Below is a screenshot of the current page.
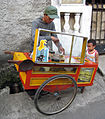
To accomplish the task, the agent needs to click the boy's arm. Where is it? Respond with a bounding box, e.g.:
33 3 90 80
95 52 99 64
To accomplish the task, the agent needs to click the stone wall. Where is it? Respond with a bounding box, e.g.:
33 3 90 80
0 0 51 68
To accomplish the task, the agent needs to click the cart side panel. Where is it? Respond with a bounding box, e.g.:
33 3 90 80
29 66 78 87
19 72 27 84
19 72 27 89
13 52 28 61
13 52 28 71
77 61 98 87
24 70 33 89
30 75 76 87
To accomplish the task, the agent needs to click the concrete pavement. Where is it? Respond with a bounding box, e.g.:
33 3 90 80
56 98 105 119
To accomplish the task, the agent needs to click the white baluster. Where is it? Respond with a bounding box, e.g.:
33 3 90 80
73 13 82 57
74 13 80 33
63 13 71 33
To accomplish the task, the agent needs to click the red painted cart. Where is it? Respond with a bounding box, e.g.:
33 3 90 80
5 29 98 115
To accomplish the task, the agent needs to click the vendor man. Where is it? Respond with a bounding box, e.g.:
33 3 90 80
31 5 65 54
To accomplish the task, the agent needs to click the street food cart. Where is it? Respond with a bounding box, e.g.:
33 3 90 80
5 28 98 115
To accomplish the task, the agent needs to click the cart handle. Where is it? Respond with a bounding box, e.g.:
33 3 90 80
8 60 21 64
4 51 14 55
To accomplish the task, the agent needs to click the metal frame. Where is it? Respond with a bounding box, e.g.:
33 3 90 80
32 28 87 65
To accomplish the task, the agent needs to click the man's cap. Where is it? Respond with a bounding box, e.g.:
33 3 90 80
44 6 59 19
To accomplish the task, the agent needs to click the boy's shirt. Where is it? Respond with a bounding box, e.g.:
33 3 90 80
86 49 98 62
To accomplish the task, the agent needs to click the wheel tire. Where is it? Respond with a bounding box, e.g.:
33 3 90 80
34 74 77 115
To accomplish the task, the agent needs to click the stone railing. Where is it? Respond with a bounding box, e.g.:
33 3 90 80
62 12 81 33
51 0 92 37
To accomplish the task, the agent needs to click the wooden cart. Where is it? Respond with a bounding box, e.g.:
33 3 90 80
5 29 98 115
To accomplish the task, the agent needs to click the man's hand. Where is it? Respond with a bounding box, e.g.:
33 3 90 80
51 36 65 55
59 46 65 55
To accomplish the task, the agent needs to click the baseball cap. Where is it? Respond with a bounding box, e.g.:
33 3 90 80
44 6 59 19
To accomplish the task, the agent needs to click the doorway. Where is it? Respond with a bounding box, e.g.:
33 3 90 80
86 0 105 54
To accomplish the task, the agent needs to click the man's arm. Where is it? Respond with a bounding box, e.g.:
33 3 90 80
51 23 65 54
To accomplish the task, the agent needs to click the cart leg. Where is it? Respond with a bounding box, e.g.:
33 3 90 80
80 87 85 93
26 89 37 99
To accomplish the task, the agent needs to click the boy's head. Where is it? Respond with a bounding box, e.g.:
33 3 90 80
87 39 96 51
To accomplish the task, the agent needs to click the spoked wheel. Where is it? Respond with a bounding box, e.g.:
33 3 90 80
34 74 77 115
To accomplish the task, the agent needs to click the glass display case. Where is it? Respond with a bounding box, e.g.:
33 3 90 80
32 28 87 65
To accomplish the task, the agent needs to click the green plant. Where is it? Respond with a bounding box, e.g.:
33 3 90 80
0 65 23 93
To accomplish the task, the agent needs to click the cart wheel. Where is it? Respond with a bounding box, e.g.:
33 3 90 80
34 74 77 115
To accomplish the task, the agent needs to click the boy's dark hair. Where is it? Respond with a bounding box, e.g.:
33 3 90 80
88 39 96 46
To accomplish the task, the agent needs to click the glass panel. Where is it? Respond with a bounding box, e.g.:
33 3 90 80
32 66 77 74
71 36 83 63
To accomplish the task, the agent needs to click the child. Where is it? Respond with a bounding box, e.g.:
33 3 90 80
86 39 98 64
80 40 99 93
